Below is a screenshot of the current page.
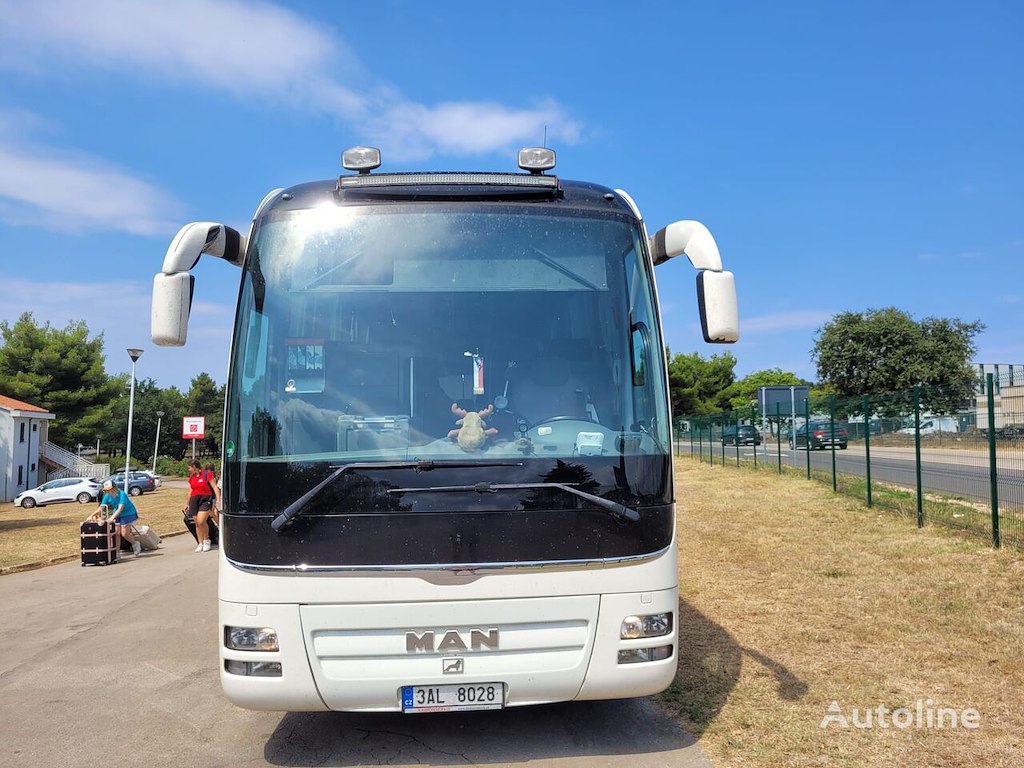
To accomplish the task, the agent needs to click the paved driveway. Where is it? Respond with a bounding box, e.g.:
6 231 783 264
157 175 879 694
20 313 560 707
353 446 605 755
0 533 711 768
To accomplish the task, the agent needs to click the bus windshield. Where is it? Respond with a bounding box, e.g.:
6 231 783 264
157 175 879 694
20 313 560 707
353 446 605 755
224 204 671 530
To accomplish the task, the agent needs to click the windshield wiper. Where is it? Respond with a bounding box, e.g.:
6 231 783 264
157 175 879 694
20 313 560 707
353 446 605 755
387 482 640 523
271 459 524 532
530 247 601 290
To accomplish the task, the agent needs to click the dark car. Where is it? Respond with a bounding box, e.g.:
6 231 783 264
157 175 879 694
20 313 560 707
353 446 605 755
722 425 762 446
790 421 848 450
103 471 158 496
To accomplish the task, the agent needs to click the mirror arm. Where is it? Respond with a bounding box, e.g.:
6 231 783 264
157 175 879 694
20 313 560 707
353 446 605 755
160 222 245 275
649 220 723 271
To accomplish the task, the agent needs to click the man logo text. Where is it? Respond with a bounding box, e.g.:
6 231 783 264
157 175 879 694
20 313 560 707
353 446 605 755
406 629 499 653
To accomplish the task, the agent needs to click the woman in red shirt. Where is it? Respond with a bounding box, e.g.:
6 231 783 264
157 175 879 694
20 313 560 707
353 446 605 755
187 459 222 552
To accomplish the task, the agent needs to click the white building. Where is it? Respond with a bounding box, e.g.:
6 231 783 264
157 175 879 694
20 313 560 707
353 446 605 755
974 363 1024 432
0 395 55 503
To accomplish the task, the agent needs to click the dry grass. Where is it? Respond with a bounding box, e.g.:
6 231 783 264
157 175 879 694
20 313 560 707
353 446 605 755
660 457 1024 767
0 485 192 572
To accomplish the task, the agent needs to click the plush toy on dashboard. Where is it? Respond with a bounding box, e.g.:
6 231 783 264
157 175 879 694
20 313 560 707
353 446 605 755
448 403 498 452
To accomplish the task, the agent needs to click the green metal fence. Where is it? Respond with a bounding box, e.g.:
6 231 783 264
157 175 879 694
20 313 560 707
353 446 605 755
676 373 1024 550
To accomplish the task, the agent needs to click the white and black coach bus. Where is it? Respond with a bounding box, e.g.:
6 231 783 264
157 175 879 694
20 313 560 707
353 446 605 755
152 146 738 713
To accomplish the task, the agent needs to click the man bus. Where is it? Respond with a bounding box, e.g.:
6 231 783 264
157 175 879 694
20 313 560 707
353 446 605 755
152 146 738 712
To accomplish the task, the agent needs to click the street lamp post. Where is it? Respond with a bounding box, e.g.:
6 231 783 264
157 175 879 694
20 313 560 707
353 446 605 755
125 348 144 493
152 410 164 474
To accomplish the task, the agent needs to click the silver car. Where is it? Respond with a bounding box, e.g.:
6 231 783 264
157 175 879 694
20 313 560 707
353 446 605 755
14 477 102 508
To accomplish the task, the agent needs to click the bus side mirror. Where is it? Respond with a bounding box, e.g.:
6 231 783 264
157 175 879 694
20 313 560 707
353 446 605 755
151 222 244 347
152 272 195 346
697 270 739 343
650 219 739 343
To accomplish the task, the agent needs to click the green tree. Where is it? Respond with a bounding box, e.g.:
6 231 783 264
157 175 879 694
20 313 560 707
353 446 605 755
812 307 983 415
99 378 189 465
667 349 737 416
154 386 188 461
0 312 120 446
185 373 225 457
727 368 808 411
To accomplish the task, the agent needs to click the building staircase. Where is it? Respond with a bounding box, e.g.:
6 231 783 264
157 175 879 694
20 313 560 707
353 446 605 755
42 442 110 481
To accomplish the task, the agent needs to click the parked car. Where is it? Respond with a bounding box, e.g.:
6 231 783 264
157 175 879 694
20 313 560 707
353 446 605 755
722 425 762 446
14 477 102 508
790 421 848 450
898 416 959 436
135 470 162 487
103 470 158 496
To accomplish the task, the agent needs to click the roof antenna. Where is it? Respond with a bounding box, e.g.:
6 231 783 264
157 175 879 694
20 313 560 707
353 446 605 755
543 125 548 148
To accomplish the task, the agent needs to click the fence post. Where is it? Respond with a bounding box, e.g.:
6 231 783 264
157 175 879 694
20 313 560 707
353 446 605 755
709 419 714 466
914 385 924 528
987 373 1001 548
775 403 782 474
752 407 758 469
804 396 811 479
829 394 837 492
734 414 741 466
863 394 873 508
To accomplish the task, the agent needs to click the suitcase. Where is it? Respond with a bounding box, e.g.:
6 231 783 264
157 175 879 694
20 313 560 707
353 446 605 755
131 524 161 551
184 511 220 546
81 520 118 566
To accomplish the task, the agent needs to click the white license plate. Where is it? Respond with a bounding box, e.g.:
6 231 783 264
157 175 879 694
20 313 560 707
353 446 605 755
401 683 504 712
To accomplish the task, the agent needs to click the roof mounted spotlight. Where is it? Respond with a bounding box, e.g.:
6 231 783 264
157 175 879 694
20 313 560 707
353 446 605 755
342 146 381 174
518 147 556 174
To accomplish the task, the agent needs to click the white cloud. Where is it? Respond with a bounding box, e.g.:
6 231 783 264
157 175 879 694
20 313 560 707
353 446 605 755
369 99 583 161
0 141 181 235
0 0 582 161
0 106 181 235
741 311 834 334
0 0 358 103
0 275 232 388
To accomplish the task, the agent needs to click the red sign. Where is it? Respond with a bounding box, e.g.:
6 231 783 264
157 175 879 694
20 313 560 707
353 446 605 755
182 416 205 439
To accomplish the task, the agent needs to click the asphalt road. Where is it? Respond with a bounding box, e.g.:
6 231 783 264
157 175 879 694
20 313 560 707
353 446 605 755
0 532 711 768
686 442 1024 507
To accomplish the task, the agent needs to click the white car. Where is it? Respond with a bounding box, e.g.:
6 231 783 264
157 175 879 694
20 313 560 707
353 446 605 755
898 417 959 436
14 477 102 508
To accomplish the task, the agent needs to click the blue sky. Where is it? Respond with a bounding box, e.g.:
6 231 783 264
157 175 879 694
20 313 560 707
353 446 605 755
0 0 1021 391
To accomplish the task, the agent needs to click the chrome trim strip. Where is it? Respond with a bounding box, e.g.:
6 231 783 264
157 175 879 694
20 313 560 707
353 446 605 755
338 172 558 188
224 545 671 575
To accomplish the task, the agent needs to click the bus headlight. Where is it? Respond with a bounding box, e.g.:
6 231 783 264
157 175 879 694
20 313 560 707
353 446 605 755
225 626 280 652
620 612 672 639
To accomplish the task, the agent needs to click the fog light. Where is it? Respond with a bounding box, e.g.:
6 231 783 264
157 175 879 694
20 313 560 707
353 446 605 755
225 626 279 651
617 645 673 664
225 659 283 677
620 612 672 639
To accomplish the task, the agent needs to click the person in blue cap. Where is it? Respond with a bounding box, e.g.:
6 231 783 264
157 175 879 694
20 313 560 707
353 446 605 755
87 479 142 556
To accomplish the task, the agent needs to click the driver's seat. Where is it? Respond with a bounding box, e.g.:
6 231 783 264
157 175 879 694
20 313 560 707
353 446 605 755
511 342 594 425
